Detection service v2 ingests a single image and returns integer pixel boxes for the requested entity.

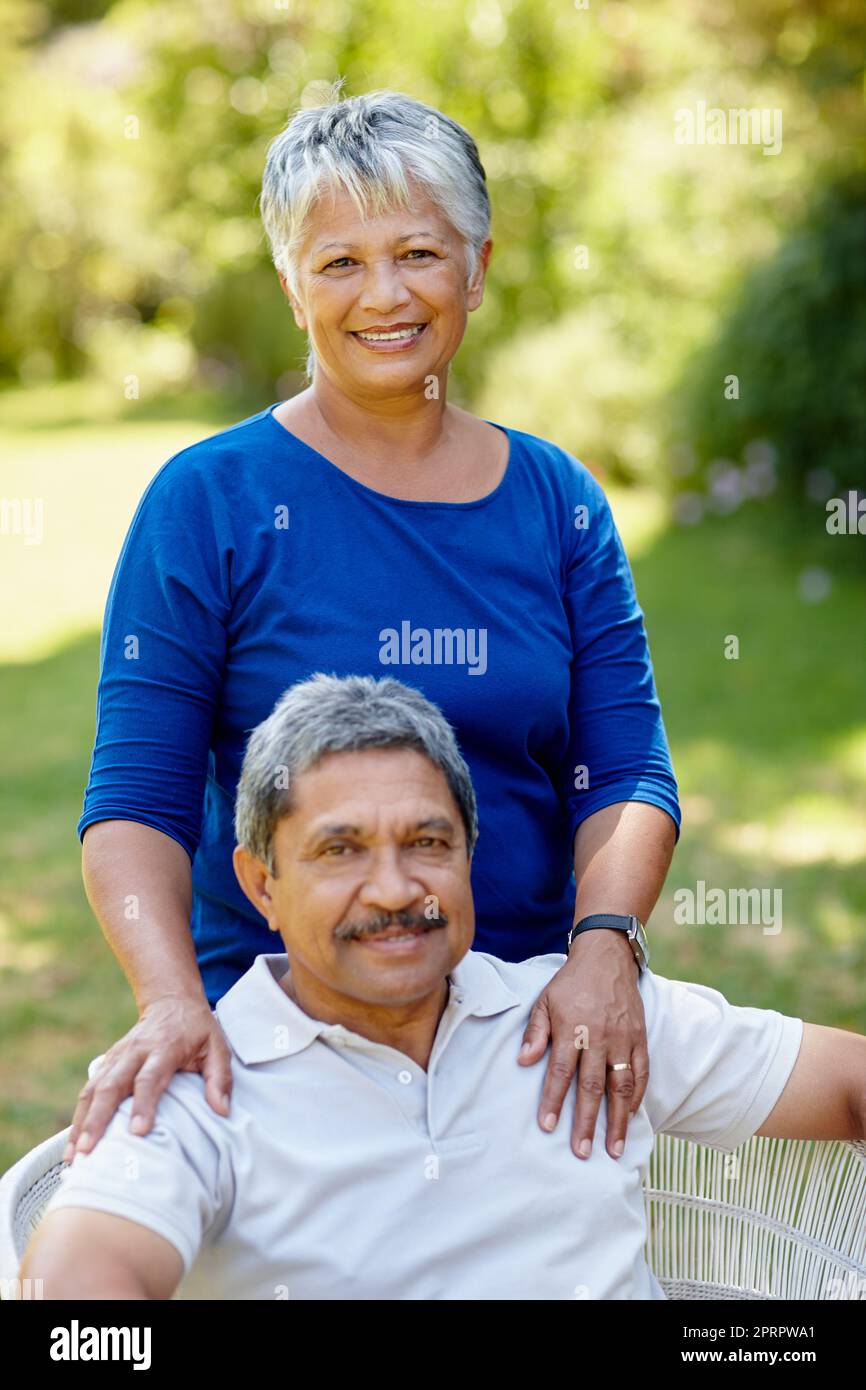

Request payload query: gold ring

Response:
[609,1062,632,1071]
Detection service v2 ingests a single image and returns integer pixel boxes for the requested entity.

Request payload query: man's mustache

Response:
[334,908,449,941]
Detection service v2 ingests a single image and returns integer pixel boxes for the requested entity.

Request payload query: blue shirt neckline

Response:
[263,401,516,510]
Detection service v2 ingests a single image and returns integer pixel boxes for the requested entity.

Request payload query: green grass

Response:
[0,638,138,1158]
[1,386,864,1171]
[630,499,866,1028]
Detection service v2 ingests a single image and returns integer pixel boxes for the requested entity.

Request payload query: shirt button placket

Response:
[388,1062,427,1133]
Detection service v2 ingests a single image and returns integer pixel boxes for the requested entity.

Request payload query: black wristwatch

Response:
[566,913,649,974]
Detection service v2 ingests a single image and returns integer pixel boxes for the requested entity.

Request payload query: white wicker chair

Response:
[646,1133,866,1299]
[2,1126,865,1299]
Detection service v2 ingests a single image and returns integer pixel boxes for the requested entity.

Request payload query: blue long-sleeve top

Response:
[78,403,681,1006]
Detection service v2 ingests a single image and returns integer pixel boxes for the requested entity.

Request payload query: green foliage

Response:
[0,0,863,491]
[670,171,866,498]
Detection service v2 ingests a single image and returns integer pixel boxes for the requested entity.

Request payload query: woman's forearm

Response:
[572,799,677,926]
[66,821,230,1155]
[524,799,676,1153]
[82,820,205,1010]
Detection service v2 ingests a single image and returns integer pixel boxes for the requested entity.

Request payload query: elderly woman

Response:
[68,89,680,1172]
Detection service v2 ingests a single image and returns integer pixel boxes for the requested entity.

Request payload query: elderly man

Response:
[22,674,866,1300]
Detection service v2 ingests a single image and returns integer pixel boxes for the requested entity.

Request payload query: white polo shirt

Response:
[45,951,803,1300]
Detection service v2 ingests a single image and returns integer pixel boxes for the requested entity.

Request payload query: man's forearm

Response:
[82,820,206,1010]
[22,1242,155,1300]
[572,800,677,926]
[22,1219,153,1299]
[42,1271,152,1300]
[23,1202,186,1301]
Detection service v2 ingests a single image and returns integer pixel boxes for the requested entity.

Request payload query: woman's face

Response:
[280,176,491,397]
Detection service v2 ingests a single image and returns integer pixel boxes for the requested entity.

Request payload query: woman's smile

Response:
[349,321,430,351]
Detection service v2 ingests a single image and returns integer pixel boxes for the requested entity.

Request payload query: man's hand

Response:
[518,929,648,1159]
[63,995,233,1164]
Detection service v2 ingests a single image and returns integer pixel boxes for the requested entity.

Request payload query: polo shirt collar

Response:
[215,949,522,1066]
[448,948,523,1017]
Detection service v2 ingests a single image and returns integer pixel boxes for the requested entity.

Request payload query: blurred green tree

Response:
[670,170,866,503]
[0,0,862,498]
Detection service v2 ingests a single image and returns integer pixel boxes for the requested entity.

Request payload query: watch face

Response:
[633,923,649,966]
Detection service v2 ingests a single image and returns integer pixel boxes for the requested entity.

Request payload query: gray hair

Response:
[235,672,479,873]
[258,84,492,381]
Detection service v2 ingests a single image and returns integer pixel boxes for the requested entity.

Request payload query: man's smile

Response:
[335,911,448,950]
[352,928,439,953]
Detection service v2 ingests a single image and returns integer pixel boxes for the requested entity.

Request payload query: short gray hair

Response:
[259,84,491,381]
[235,672,479,873]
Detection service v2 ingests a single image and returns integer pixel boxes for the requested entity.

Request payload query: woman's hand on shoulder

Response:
[518,929,648,1159]
[62,994,233,1164]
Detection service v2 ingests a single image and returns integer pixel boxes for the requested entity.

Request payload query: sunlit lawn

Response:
[1,386,864,1171]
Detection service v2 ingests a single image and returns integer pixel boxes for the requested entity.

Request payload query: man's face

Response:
[278,176,491,397]
[235,747,475,1008]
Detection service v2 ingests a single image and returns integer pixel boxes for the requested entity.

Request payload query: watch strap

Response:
[567,913,649,971]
